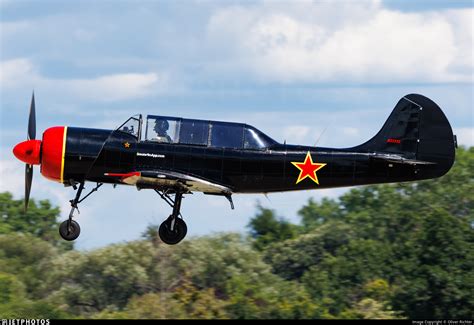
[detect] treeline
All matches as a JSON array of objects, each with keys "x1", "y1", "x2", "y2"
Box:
[{"x1": 0, "y1": 147, "x2": 472, "y2": 319}]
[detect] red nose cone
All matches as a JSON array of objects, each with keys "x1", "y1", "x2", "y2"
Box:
[{"x1": 13, "y1": 140, "x2": 42, "y2": 165}]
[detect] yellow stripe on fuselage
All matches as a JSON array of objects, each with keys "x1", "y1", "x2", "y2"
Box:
[{"x1": 60, "y1": 126, "x2": 68, "y2": 183}]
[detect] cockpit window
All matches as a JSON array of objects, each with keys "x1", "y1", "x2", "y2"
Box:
[
  {"x1": 180, "y1": 119, "x2": 209, "y2": 145},
  {"x1": 146, "y1": 116, "x2": 180, "y2": 143},
  {"x1": 210, "y1": 122, "x2": 244, "y2": 148},
  {"x1": 144, "y1": 115, "x2": 277, "y2": 149},
  {"x1": 117, "y1": 115, "x2": 141, "y2": 139},
  {"x1": 244, "y1": 127, "x2": 264, "y2": 149}
]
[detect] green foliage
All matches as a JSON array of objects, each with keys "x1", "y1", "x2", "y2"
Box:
[
  {"x1": 95, "y1": 281, "x2": 229, "y2": 319},
  {"x1": 0, "y1": 233, "x2": 59, "y2": 299},
  {"x1": 0, "y1": 192, "x2": 72, "y2": 250},
  {"x1": 0, "y1": 265, "x2": 69, "y2": 319},
  {"x1": 264, "y1": 221, "x2": 354, "y2": 280},
  {"x1": 0, "y1": 147, "x2": 471, "y2": 319},
  {"x1": 0, "y1": 300, "x2": 69, "y2": 319},
  {"x1": 247, "y1": 205, "x2": 299, "y2": 250},
  {"x1": 0, "y1": 273, "x2": 26, "y2": 304},
  {"x1": 171, "y1": 279, "x2": 229, "y2": 318},
  {"x1": 43, "y1": 241, "x2": 156, "y2": 315},
  {"x1": 141, "y1": 224, "x2": 161, "y2": 246},
  {"x1": 225, "y1": 274, "x2": 323, "y2": 319},
  {"x1": 340, "y1": 298, "x2": 401, "y2": 319},
  {"x1": 298, "y1": 197, "x2": 342, "y2": 231},
  {"x1": 363, "y1": 279, "x2": 391, "y2": 302}
]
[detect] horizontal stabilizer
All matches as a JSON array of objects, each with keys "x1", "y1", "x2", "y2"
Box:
[{"x1": 371, "y1": 153, "x2": 436, "y2": 166}]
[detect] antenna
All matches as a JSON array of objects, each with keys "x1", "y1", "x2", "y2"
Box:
[
  {"x1": 263, "y1": 193, "x2": 271, "y2": 204},
  {"x1": 314, "y1": 124, "x2": 329, "y2": 147}
]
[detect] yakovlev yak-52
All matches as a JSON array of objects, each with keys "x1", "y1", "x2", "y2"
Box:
[{"x1": 13, "y1": 94, "x2": 456, "y2": 244}]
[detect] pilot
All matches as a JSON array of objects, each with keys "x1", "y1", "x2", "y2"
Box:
[
  {"x1": 153, "y1": 118, "x2": 172, "y2": 143},
  {"x1": 122, "y1": 125, "x2": 134, "y2": 134}
]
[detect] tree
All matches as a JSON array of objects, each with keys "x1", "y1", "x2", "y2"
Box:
[
  {"x1": 0, "y1": 272, "x2": 26, "y2": 304},
  {"x1": 43, "y1": 240, "x2": 156, "y2": 315},
  {"x1": 298, "y1": 197, "x2": 342, "y2": 231},
  {"x1": 264, "y1": 221, "x2": 354, "y2": 280},
  {"x1": 0, "y1": 192, "x2": 72, "y2": 250},
  {"x1": 141, "y1": 224, "x2": 161, "y2": 246},
  {"x1": 225, "y1": 273, "x2": 323, "y2": 319},
  {"x1": 340, "y1": 298, "x2": 401, "y2": 319},
  {"x1": 247, "y1": 204, "x2": 298, "y2": 250},
  {"x1": 95, "y1": 283, "x2": 229, "y2": 319},
  {"x1": 391, "y1": 208, "x2": 474, "y2": 319},
  {"x1": 0, "y1": 233, "x2": 59, "y2": 299},
  {"x1": 0, "y1": 300, "x2": 69, "y2": 319},
  {"x1": 0, "y1": 261, "x2": 69, "y2": 319}
]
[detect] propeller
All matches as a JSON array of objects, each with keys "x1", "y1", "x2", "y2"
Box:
[
  {"x1": 25, "y1": 164, "x2": 33, "y2": 211},
  {"x1": 14, "y1": 93, "x2": 66, "y2": 209},
  {"x1": 25, "y1": 93, "x2": 36, "y2": 211}
]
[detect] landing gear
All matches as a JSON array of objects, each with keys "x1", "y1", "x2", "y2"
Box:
[
  {"x1": 159, "y1": 216, "x2": 187, "y2": 245},
  {"x1": 59, "y1": 181, "x2": 102, "y2": 241},
  {"x1": 59, "y1": 220, "x2": 81, "y2": 241},
  {"x1": 155, "y1": 189, "x2": 188, "y2": 245}
]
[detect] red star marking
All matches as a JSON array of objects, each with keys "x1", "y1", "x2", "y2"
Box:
[{"x1": 291, "y1": 151, "x2": 327, "y2": 185}]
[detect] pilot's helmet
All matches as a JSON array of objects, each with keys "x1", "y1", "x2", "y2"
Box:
[{"x1": 154, "y1": 119, "x2": 169, "y2": 133}]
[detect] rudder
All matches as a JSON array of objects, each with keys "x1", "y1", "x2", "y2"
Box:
[{"x1": 353, "y1": 94, "x2": 456, "y2": 177}]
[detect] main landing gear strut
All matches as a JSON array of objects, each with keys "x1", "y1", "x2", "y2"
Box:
[
  {"x1": 155, "y1": 189, "x2": 187, "y2": 245},
  {"x1": 59, "y1": 181, "x2": 103, "y2": 241}
]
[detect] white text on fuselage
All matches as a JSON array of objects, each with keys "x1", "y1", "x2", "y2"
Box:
[{"x1": 137, "y1": 152, "x2": 165, "y2": 159}]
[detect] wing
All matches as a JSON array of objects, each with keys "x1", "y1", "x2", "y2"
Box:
[{"x1": 104, "y1": 170, "x2": 233, "y2": 194}]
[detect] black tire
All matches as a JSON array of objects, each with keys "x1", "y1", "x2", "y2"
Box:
[
  {"x1": 59, "y1": 220, "x2": 81, "y2": 241},
  {"x1": 159, "y1": 217, "x2": 187, "y2": 245}
]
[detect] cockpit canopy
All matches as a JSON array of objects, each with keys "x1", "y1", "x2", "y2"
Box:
[
  {"x1": 117, "y1": 115, "x2": 276, "y2": 149},
  {"x1": 145, "y1": 115, "x2": 277, "y2": 149},
  {"x1": 117, "y1": 115, "x2": 142, "y2": 138}
]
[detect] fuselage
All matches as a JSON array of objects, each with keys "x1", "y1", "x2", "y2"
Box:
[
  {"x1": 59, "y1": 126, "x2": 443, "y2": 193},
  {"x1": 16, "y1": 93, "x2": 456, "y2": 195}
]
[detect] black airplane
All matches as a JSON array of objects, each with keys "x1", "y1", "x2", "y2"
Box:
[{"x1": 13, "y1": 93, "x2": 456, "y2": 244}]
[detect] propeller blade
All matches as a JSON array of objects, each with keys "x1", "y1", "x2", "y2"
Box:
[
  {"x1": 25, "y1": 164, "x2": 33, "y2": 211},
  {"x1": 28, "y1": 93, "x2": 36, "y2": 140}
]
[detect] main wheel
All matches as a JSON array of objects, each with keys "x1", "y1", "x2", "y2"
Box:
[
  {"x1": 159, "y1": 217, "x2": 187, "y2": 245},
  {"x1": 59, "y1": 220, "x2": 81, "y2": 241}
]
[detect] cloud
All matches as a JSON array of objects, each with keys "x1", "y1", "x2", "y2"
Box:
[
  {"x1": 0, "y1": 158, "x2": 24, "y2": 196},
  {"x1": 207, "y1": 4, "x2": 473, "y2": 83},
  {"x1": 0, "y1": 155, "x2": 71, "y2": 215},
  {"x1": 0, "y1": 58, "x2": 168, "y2": 101},
  {"x1": 0, "y1": 58, "x2": 38, "y2": 90},
  {"x1": 443, "y1": 9, "x2": 474, "y2": 80},
  {"x1": 342, "y1": 127, "x2": 360, "y2": 137},
  {"x1": 282, "y1": 125, "x2": 311, "y2": 143},
  {"x1": 455, "y1": 127, "x2": 474, "y2": 147},
  {"x1": 62, "y1": 73, "x2": 165, "y2": 101}
]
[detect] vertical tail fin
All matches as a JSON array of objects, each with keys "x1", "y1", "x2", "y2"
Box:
[{"x1": 353, "y1": 94, "x2": 456, "y2": 177}]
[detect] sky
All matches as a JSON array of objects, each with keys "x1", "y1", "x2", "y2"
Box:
[{"x1": 1, "y1": 0, "x2": 473, "y2": 250}]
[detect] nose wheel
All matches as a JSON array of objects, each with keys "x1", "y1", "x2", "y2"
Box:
[
  {"x1": 58, "y1": 181, "x2": 102, "y2": 241},
  {"x1": 59, "y1": 219, "x2": 81, "y2": 241}
]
